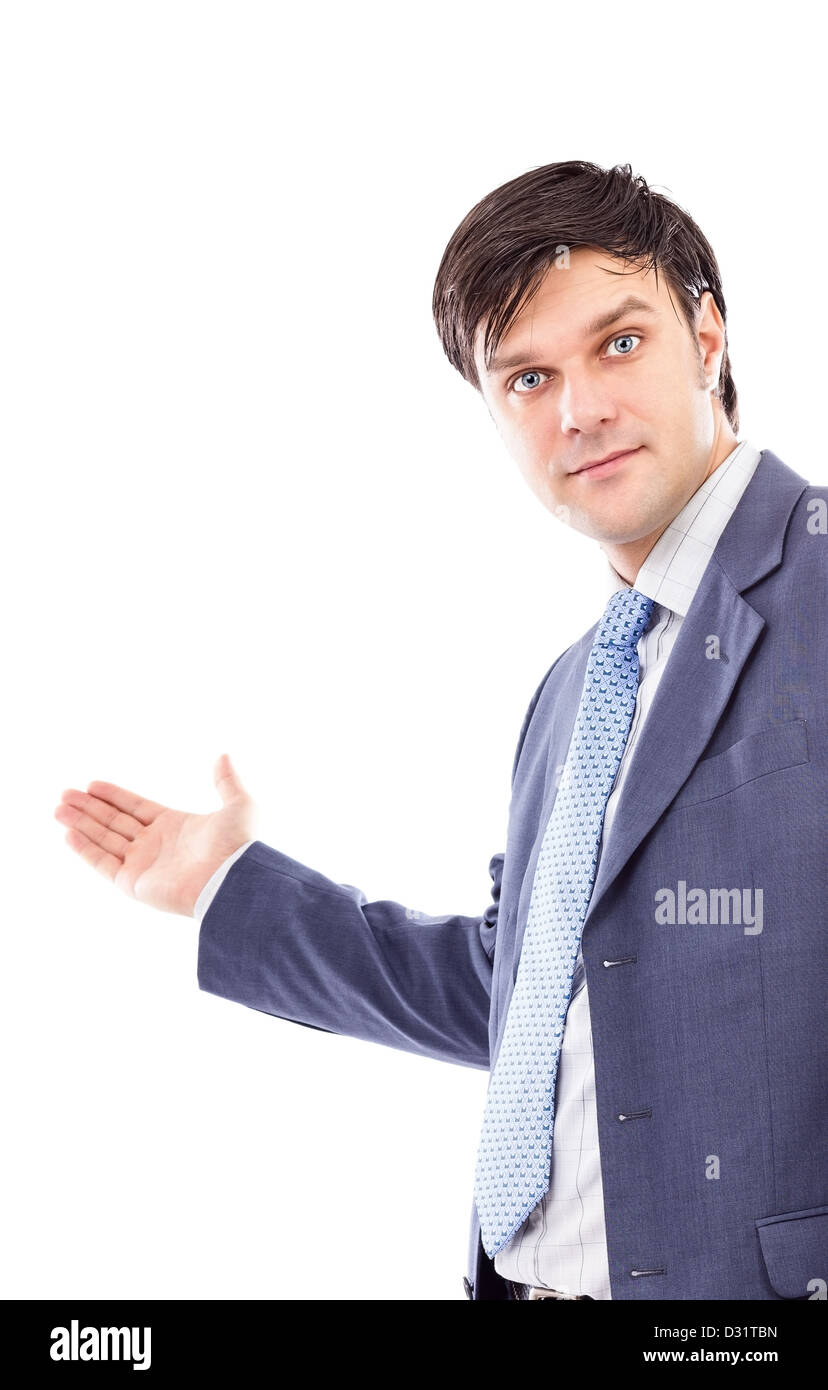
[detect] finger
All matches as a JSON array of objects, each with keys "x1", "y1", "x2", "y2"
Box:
[
  {"x1": 83, "y1": 780, "x2": 166, "y2": 825},
  {"x1": 54, "y1": 802, "x2": 131, "y2": 858},
  {"x1": 61, "y1": 826, "x2": 123, "y2": 883},
  {"x1": 56, "y1": 789, "x2": 144, "y2": 840},
  {"x1": 214, "y1": 752, "x2": 247, "y2": 804}
]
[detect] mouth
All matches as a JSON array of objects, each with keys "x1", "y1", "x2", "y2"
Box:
[{"x1": 570, "y1": 447, "x2": 642, "y2": 479}]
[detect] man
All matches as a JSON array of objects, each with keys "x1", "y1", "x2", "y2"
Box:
[{"x1": 55, "y1": 161, "x2": 827, "y2": 1300}]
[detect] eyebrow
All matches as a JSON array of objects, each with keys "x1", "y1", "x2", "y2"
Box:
[{"x1": 486, "y1": 294, "x2": 660, "y2": 376}]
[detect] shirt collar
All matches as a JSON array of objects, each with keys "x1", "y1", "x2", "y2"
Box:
[{"x1": 601, "y1": 439, "x2": 763, "y2": 617}]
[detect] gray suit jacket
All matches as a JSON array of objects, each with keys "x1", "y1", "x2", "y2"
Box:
[{"x1": 198, "y1": 448, "x2": 827, "y2": 1300}]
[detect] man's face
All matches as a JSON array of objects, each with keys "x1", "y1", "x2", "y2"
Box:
[{"x1": 474, "y1": 248, "x2": 735, "y2": 567}]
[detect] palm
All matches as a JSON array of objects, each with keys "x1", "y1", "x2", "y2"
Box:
[
  {"x1": 54, "y1": 753, "x2": 258, "y2": 917},
  {"x1": 118, "y1": 802, "x2": 253, "y2": 915}
]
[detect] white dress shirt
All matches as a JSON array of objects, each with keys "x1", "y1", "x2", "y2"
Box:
[{"x1": 193, "y1": 439, "x2": 764, "y2": 1298}]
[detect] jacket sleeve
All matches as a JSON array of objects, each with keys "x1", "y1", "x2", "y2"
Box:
[
  {"x1": 197, "y1": 654, "x2": 563, "y2": 1072},
  {"x1": 197, "y1": 839, "x2": 504, "y2": 1070}
]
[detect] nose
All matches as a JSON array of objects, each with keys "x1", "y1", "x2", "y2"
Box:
[{"x1": 558, "y1": 374, "x2": 619, "y2": 435}]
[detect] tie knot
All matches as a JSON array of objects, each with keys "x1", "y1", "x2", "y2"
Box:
[{"x1": 595, "y1": 587, "x2": 655, "y2": 651}]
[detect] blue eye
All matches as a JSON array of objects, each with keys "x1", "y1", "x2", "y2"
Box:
[
  {"x1": 511, "y1": 370, "x2": 549, "y2": 394},
  {"x1": 605, "y1": 333, "x2": 641, "y2": 357}
]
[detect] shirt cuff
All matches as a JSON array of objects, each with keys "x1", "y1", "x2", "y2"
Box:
[{"x1": 193, "y1": 839, "x2": 257, "y2": 922}]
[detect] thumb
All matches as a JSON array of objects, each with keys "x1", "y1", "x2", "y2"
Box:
[{"x1": 214, "y1": 752, "x2": 249, "y2": 805}]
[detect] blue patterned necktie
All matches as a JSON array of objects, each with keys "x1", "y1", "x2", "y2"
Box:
[{"x1": 474, "y1": 586, "x2": 656, "y2": 1259}]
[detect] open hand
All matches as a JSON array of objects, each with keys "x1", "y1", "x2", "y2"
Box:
[{"x1": 54, "y1": 753, "x2": 258, "y2": 917}]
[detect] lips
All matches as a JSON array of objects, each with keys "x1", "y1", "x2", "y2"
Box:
[{"x1": 571, "y1": 447, "x2": 641, "y2": 476}]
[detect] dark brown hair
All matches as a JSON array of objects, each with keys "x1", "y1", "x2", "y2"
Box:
[{"x1": 432, "y1": 160, "x2": 738, "y2": 433}]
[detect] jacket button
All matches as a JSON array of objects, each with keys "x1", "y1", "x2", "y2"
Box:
[{"x1": 462, "y1": 1276, "x2": 474, "y2": 1300}]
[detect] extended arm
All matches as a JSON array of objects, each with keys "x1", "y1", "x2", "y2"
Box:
[{"x1": 197, "y1": 839, "x2": 504, "y2": 1070}]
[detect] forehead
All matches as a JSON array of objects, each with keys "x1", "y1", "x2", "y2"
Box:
[{"x1": 473, "y1": 248, "x2": 672, "y2": 378}]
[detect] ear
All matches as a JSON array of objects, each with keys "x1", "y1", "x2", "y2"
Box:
[{"x1": 695, "y1": 291, "x2": 726, "y2": 390}]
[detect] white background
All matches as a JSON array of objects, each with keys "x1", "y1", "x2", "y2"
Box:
[{"x1": 1, "y1": 0, "x2": 824, "y2": 1301}]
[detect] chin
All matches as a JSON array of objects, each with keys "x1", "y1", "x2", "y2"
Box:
[{"x1": 585, "y1": 511, "x2": 647, "y2": 544}]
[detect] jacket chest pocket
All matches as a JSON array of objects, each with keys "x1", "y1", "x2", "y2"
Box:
[
  {"x1": 756, "y1": 1203, "x2": 828, "y2": 1299},
  {"x1": 670, "y1": 718, "x2": 810, "y2": 811}
]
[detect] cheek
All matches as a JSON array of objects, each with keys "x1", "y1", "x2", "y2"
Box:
[
  {"x1": 496, "y1": 414, "x2": 540, "y2": 472},
  {"x1": 513, "y1": 414, "x2": 554, "y2": 470},
  {"x1": 640, "y1": 358, "x2": 693, "y2": 412}
]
